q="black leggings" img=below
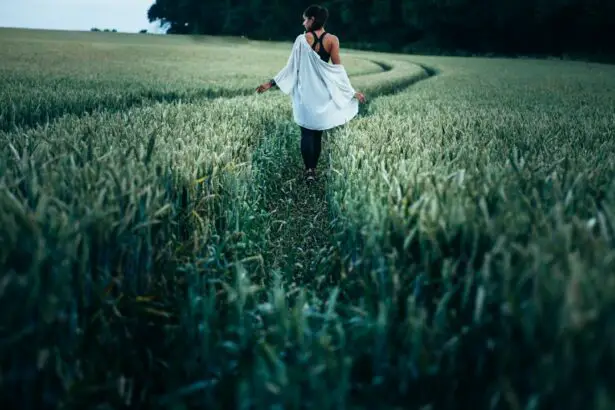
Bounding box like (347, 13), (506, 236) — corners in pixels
(300, 126), (323, 170)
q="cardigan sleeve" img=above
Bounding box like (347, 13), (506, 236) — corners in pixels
(272, 35), (302, 95)
(321, 65), (356, 108)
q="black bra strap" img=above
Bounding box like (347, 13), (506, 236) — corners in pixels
(309, 31), (318, 50)
(309, 31), (327, 52)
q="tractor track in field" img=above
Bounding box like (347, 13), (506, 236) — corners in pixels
(248, 59), (438, 289)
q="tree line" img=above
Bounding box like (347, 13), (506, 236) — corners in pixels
(147, 0), (614, 56)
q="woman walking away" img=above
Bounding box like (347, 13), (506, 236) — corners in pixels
(256, 4), (366, 183)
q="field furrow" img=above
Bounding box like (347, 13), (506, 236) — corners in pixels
(241, 59), (431, 286)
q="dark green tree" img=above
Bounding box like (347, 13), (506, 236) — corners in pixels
(146, 0), (615, 56)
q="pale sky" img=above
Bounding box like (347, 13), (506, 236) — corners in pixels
(0, 0), (164, 33)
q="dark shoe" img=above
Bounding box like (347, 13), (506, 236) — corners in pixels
(305, 168), (316, 183)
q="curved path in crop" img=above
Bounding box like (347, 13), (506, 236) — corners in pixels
(247, 56), (437, 288)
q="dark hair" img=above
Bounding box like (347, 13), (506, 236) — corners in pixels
(303, 5), (329, 30)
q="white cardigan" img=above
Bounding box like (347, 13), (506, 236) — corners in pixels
(273, 33), (359, 131)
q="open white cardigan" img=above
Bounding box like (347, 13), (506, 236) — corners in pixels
(272, 33), (359, 131)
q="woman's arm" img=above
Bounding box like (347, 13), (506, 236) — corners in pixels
(256, 35), (301, 94)
(330, 36), (341, 65)
(329, 36), (366, 103)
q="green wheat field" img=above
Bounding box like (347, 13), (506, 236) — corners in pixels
(1, 27), (615, 410)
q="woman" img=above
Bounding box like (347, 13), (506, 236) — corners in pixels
(256, 4), (366, 183)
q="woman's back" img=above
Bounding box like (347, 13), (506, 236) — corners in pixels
(305, 31), (332, 63)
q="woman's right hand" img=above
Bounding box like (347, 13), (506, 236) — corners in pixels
(256, 82), (272, 93)
(354, 92), (366, 103)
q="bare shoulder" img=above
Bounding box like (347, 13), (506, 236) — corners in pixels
(326, 33), (340, 44)
(326, 34), (340, 53)
(327, 34), (342, 64)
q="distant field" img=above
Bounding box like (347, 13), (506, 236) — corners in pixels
(0, 28), (383, 131)
(1, 27), (615, 410)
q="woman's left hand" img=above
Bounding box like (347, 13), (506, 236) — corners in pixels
(355, 92), (366, 103)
